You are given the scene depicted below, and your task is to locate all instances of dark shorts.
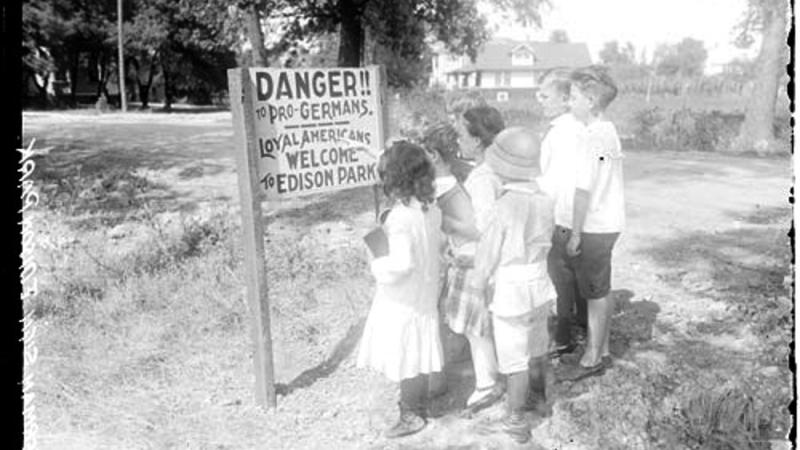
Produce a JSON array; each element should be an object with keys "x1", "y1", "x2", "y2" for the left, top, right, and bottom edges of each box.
[{"x1": 550, "y1": 226, "x2": 618, "y2": 300}]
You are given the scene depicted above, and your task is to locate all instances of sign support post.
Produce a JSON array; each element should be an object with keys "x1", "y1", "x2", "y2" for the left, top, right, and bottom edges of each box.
[
  {"x1": 228, "y1": 68, "x2": 277, "y2": 409},
  {"x1": 228, "y1": 65, "x2": 385, "y2": 408},
  {"x1": 371, "y1": 66, "x2": 390, "y2": 222}
]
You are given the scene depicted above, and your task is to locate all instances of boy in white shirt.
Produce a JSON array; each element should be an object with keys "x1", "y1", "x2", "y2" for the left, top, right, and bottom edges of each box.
[
  {"x1": 535, "y1": 69, "x2": 591, "y2": 357},
  {"x1": 561, "y1": 67, "x2": 624, "y2": 380}
]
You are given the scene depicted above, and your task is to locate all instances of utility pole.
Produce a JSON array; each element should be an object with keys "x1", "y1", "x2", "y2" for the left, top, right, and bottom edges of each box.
[{"x1": 117, "y1": 0, "x2": 127, "y2": 112}]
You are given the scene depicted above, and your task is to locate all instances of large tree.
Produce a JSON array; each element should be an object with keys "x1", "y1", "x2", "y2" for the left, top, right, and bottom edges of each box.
[
  {"x1": 653, "y1": 37, "x2": 708, "y2": 77},
  {"x1": 257, "y1": 0, "x2": 547, "y2": 86},
  {"x1": 732, "y1": 0, "x2": 789, "y2": 153},
  {"x1": 122, "y1": 0, "x2": 238, "y2": 109},
  {"x1": 23, "y1": 0, "x2": 117, "y2": 106},
  {"x1": 599, "y1": 40, "x2": 636, "y2": 67},
  {"x1": 276, "y1": 0, "x2": 490, "y2": 69}
]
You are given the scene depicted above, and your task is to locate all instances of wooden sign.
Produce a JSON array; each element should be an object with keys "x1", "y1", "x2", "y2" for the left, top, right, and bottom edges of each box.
[
  {"x1": 246, "y1": 66, "x2": 385, "y2": 200},
  {"x1": 227, "y1": 66, "x2": 387, "y2": 409}
]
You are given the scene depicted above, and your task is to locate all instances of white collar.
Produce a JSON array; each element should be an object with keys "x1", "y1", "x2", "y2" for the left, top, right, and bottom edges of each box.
[{"x1": 435, "y1": 175, "x2": 458, "y2": 198}]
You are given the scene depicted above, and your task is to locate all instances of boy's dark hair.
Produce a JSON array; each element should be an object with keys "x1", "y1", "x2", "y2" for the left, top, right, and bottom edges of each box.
[
  {"x1": 421, "y1": 122, "x2": 460, "y2": 165},
  {"x1": 462, "y1": 106, "x2": 505, "y2": 149},
  {"x1": 379, "y1": 141, "x2": 436, "y2": 208},
  {"x1": 537, "y1": 67, "x2": 573, "y2": 97},
  {"x1": 570, "y1": 66, "x2": 618, "y2": 113},
  {"x1": 448, "y1": 91, "x2": 488, "y2": 117}
]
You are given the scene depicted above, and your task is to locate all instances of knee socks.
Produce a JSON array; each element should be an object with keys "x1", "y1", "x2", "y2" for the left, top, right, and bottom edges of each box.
[
  {"x1": 400, "y1": 374, "x2": 429, "y2": 415},
  {"x1": 466, "y1": 333, "x2": 498, "y2": 390}
]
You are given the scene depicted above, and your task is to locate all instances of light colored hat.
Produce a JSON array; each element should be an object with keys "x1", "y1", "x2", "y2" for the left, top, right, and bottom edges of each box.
[{"x1": 484, "y1": 126, "x2": 541, "y2": 181}]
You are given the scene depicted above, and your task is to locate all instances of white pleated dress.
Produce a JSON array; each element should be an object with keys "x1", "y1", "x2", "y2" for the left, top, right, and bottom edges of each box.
[{"x1": 357, "y1": 199, "x2": 444, "y2": 382}]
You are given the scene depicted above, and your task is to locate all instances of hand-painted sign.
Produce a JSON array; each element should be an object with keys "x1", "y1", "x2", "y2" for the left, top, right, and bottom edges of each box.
[{"x1": 248, "y1": 66, "x2": 384, "y2": 200}]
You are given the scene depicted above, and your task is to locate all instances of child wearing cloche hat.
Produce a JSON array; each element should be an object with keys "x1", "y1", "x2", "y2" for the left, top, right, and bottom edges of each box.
[{"x1": 468, "y1": 126, "x2": 556, "y2": 444}]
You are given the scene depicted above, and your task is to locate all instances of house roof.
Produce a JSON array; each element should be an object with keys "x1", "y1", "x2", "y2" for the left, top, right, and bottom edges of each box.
[{"x1": 445, "y1": 39, "x2": 592, "y2": 73}]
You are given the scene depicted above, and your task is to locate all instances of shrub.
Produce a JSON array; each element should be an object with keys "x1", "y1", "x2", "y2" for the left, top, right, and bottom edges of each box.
[
  {"x1": 630, "y1": 107, "x2": 743, "y2": 151},
  {"x1": 36, "y1": 166, "x2": 159, "y2": 227},
  {"x1": 630, "y1": 107, "x2": 667, "y2": 149},
  {"x1": 680, "y1": 387, "x2": 770, "y2": 449},
  {"x1": 388, "y1": 86, "x2": 449, "y2": 140},
  {"x1": 29, "y1": 206, "x2": 238, "y2": 320}
]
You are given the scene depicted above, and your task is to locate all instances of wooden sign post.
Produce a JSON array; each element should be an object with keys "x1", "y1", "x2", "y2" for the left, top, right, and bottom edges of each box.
[{"x1": 228, "y1": 66, "x2": 386, "y2": 409}]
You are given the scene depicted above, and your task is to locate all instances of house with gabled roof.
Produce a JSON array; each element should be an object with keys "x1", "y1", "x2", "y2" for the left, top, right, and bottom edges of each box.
[{"x1": 430, "y1": 39, "x2": 592, "y2": 101}]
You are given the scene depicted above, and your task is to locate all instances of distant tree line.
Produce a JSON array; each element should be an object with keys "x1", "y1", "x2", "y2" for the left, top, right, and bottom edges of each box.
[{"x1": 22, "y1": 0, "x2": 547, "y2": 109}]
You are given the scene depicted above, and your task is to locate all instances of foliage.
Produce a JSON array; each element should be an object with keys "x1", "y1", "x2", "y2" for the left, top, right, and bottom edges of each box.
[
  {"x1": 598, "y1": 40, "x2": 637, "y2": 67},
  {"x1": 731, "y1": 0, "x2": 789, "y2": 153},
  {"x1": 733, "y1": 0, "x2": 789, "y2": 48},
  {"x1": 654, "y1": 38, "x2": 709, "y2": 77},
  {"x1": 548, "y1": 29, "x2": 569, "y2": 43},
  {"x1": 128, "y1": 0, "x2": 239, "y2": 106},
  {"x1": 630, "y1": 107, "x2": 745, "y2": 151},
  {"x1": 22, "y1": 0, "x2": 117, "y2": 105},
  {"x1": 488, "y1": 0, "x2": 550, "y2": 27},
  {"x1": 387, "y1": 87, "x2": 450, "y2": 140},
  {"x1": 272, "y1": 0, "x2": 492, "y2": 86},
  {"x1": 681, "y1": 387, "x2": 770, "y2": 449}
]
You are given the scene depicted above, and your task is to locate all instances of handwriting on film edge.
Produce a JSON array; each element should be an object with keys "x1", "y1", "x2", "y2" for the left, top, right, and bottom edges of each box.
[
  {"x1": 19, "y1": 138, "x2": 40, "y2": 450},
  {"x1": 20, "y1": 139, "x2": 39, "y2": 301}
]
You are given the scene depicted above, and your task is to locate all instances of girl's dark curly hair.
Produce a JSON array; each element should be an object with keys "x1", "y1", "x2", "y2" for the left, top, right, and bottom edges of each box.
[
  {"x1": 462, "y1": 106, "x2": 505, "y2": 149},
  {"x1": 378, "y1": 141, "x2": 436, "y2": 209}
]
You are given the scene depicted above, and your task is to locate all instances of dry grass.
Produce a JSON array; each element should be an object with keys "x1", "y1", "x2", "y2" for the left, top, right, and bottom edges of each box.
[
  {"x1": 681, "y1": 387, "x2": 768, "y2": 449},
  {"x1": 24, "y1": 110, "x2": 793, "y2": 449}
]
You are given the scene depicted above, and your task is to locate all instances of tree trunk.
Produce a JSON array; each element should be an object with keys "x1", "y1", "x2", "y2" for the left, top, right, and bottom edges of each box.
[
  {"x1": 337, "y1": 0, "x2": 365, "y2": 67},
  {"x1": 162, "y1": 61, "x2": 172, "y2": 111},
  {"x1": 34, "y1": 72, "x2": 50, "y2": 108},
  {"x1": 734, "y1": 4, "x2": 787, "y2": 153},
  {"x1": 139, "y1": 60, "x2": 156, "y2": 109},
  {"x1": 134, "y1": 54, "x2": 157, "y2": 109},
  {"x1": 69, "y1": 51, "x2": 79, "y2": 107},
  {"x1": 244, "y1": 4, "x2": 268, "y2": 66}
]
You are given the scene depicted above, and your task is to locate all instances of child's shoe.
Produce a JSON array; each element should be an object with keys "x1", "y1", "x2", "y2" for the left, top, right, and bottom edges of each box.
[
  {"x1": 466, "y1": 383, "x2": 504, "y2": 412},
  {"x1": 385, "y1": 402, "x2": 426, "y2": 439},
  {"x1": 501, "y1": 411, "x2": 531, "y2": 444}
]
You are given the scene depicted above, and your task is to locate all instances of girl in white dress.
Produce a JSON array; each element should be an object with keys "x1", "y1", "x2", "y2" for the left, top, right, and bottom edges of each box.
[{"x1": 357, "y1": 141, "x2": 444, "y2": 438}]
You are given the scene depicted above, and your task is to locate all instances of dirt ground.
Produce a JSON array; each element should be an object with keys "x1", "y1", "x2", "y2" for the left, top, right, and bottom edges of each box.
[{"x1": 22, "y1": 111, "x2": 793, "y2": 449}]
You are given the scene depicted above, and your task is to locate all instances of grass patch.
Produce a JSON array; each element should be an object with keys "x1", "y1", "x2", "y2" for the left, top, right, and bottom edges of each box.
[{"x1": 681, "y1": 387, "x2": 771, "y2": 449}]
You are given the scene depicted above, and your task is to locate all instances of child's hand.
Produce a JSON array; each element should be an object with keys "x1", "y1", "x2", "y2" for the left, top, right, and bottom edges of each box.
[{"x1": 566, "y1": 233, "x2": 581, "y2": 257}]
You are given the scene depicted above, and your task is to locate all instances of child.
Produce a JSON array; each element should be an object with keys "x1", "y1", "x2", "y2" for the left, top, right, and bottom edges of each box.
[
  {"x1": 420, "y1": 123, "x2": 480, "y2": 243},
  {"x1": 356, "y1": 141, "x2": 444, "y2": 438},
  {"x1": 443, "y1": 106, "x2": 507, "y2": 412},
  {"x1": 535, "y1": 68, "x2": 591, "y2": 358},
  {"x1": 559, "y1": 67, "x2": 624, "y2": 380},
  {"x1": 419, "y1": 122, "x2": 478, "y2": 397},
  {"x1": 468, "y1": 127, "x2": 555, "y2": 444}
]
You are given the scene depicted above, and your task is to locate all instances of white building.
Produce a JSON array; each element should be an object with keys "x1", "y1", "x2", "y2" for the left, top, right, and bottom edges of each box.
[{"x1": 430, "y1": 39, "x2": 592, "y2": 101}]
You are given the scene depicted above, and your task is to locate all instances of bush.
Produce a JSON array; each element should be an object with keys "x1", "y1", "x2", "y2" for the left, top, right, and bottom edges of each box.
[
  {"x1": 387, "y1": 86, "x2": 449, "y2": 140},
  {"x1": 630, "y1": 107, "x2": 743, "y2": 151},
  {"x1": 680, "y1": 387, "x2": 770, "y2": 449},
  {"x1": 29, "y1": 207, "x2": 238, "y2": 320}
]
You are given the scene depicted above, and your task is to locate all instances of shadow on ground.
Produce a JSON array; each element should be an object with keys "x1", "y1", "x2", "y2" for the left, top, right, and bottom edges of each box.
[
  {"x1": 276, "y1": 319, "x2": 366, "y2": 397},
  {"x1": 641, "y1": 204, "x2": 791, "y2": 364}
]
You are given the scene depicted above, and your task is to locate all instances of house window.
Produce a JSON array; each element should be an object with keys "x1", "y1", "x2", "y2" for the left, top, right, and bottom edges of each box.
[
  {"x1": 496, "y1": 91, "x2": 509, "y2": 102},
  {"x1": 503, "y1": 72, "x2": 511, "y2": 86},
  {"x1": 511, "y1": 48, "x2": 534, "y2": 66},
  {"x1": 461, "y1": 74, "x2": 469, "y2": 87},
  {"x1": 495, "y1": 72, "x2": 502, "y2": 86}
]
